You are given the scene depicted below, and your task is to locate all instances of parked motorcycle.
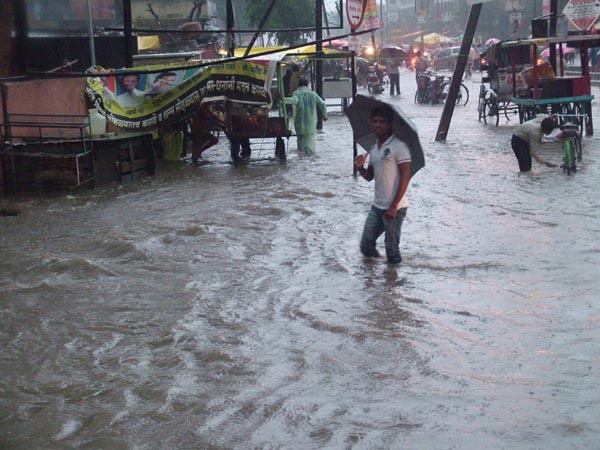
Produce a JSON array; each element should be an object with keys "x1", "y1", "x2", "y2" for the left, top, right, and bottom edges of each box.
[{"x1": 367, "y1": 71, "x2": 385, "y2": 94}]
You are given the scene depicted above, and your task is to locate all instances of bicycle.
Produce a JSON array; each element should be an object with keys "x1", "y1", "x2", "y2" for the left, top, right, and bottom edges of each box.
[
  {"x1": 415, "y1": 71, "x2": 434, "y2": 104},
  {"x1": 415, "y1": 71, "x2": 469, "y2": 106},
  {"x1": 429, "y1": 73, "x2": 448, "y2": 105},
  {"x1": 557, "y1": 114, "x2": 585, "y2": 175},
  {"x1": 440, "y1": 77, "x2": 469, "y2": 106},
  {"x1": 478, "y1": 85, "x2": 500, "y2": 125}
]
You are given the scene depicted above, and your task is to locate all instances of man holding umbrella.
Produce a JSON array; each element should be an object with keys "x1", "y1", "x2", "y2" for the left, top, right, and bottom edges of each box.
[{"x1": 354, "y1": 105, "x2": 412, "y2": 265}]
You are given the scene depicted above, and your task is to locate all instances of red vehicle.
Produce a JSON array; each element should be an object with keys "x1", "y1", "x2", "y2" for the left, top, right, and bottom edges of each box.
[{"x1": 367, "y1": 65, "x2": 386, "y2": 94}]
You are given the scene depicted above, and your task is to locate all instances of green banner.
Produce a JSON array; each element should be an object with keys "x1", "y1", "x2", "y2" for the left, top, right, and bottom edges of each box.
[{"x1": 86, "y1": 60, "x2": 274, "y2": 131}]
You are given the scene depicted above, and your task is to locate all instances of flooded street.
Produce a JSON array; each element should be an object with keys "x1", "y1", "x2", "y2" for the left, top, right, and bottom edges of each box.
[{"x1": 2, "y1": 71, "x2": 600, "y2": 449}]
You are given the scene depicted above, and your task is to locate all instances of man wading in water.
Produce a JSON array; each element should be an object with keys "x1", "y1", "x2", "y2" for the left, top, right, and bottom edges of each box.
[{"x1": 354, "y1": 106, "x2": 412, "y2": 265}]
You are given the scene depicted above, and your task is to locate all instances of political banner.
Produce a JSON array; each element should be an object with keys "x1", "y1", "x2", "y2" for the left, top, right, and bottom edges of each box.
[{"x1": 86, "y1": 59, "x2": 274, "y2": 131}]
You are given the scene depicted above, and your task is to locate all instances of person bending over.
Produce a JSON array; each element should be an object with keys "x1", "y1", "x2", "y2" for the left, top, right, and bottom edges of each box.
[{"x1": 511, "y1": 114, "x2": 558, "y2": 172}]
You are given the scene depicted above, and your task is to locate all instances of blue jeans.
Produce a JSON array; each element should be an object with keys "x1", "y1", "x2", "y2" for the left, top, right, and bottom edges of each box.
[{"x1": 360, "y1": 205, "x2": 407, "y2": 264}]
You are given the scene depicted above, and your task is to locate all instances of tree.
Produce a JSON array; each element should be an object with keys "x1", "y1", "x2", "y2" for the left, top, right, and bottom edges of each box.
[{"x1": 241, "y1": 0, "x2": 316, "y2": 45}]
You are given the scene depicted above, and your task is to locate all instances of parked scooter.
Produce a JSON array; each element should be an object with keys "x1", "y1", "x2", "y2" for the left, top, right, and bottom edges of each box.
[
  {"x1": 367, "y1": 63, "x2": 386, "y2": 94},
  {"x1": 367, "y1": 71, "x2": 385, "y2": 94}
]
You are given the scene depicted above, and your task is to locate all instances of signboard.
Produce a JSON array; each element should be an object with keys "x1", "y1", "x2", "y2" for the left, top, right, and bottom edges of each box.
[
  {"x1": 466, "y1": 0, "x2": 496, "y2": 5},
  {"x1": 543, "y1": 0, "x2": 551, "y2": 15},
  {"x1": 348, "y1": 35, "x2": 361, "y2": 52},
  {"x1": 510, "y1": 12, "x2": 522, "y2": 25},
  {"x1": 346, "y1": 0, "x2": 368, "y2": 30},
  {"x1": 563, "y1": 0, "x2": 600, "y2": 31},
  {"x1": 358, "y1": 0, "x2": 382, "y2": 30},
  {"x1": 86, "y1": 60, "x2": 273, "y2": 131},
  {"x1": 492, "y1": 71, "x2": 527, "y2": 96},
  {"x1": 506, "y1": 0, "x2": 521, "y2": 11},
  {"x1": 360, "y1": 16, "x2": 383, "y2": 30}
]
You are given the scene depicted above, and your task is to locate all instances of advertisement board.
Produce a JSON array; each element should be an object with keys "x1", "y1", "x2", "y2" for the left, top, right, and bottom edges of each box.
[{"x1": 346, "y1": 0, "x2": 368, "y2": 29}]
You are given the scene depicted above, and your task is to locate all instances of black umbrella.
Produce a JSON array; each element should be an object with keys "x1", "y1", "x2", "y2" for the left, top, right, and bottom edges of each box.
[
  {"x1": 379, "y1": 45, "x2": 408, "y2": 60},
  {"x1": 355, "y1": 56, "x2": 371, "y2": 69},
  {"x1": 346, "y1": 94, "x2": 425, "y2": 178}
]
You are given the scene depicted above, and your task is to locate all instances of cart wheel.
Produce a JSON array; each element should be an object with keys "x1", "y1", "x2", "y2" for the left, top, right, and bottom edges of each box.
[
  {"x1": 483, "y1": 97, "x2": 499, "y2": 126},
  {"x1": 275, "y1": 137, "x2": 286, "y2": 160},
  {"x1": 230, "y1": 139, "x2": 240, "y2": 163}
]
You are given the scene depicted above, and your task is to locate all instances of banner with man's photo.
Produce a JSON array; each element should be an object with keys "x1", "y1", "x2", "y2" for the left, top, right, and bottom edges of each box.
[{"x1": 85, "y1": 59, "x2": 275, "y2": 131}]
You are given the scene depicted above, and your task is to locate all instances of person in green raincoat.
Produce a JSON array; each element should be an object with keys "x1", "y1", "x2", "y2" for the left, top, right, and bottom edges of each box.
[{"x1": 284, "y1": 78, "x2": 328, "y2": 155}]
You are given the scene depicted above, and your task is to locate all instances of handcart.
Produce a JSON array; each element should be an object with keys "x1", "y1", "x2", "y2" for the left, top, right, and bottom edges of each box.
[
  {"x1": 477, "y1": 42, "x2": 530, "y2": 126},
  {"x1": 223, "y1": 99, "x2": 291, "y2": 162},
  {"x1": 478, "y1": 35, "x2": 597, "y2": 134}
]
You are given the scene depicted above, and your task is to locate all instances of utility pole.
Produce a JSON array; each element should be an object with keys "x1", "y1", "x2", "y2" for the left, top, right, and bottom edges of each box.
[
  {"x1": 123, "y1": 0, "x2": 133, "y2": 67},
  {"x1": 226, "y1": 0, "x2": 235, "y2": 57},
  {"x1": 435, "y1": 3, "x2": 482, "y2": 141},
  {"x1": 316, "y1": 0, "x2": 324, "y2": 129},
  {"x1": 511, "y1": 1, "x2": 518, "y2": 39},
  {"x1": 379, "y1": 0, "x2": 385, "y2": 45},
  {"x1": 549, "y1": 0, "x2": 557, "y2": 74},
  {"x1": 85, "y1": 0, "x2": 96, "y2": 66},
  {"x1": 12, "y1": 0, "x2": 27, "y2": 75}
]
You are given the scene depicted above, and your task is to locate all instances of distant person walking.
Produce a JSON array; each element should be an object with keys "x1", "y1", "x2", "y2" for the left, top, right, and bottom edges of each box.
[
  {"x1": 283, "y1": 68, "x2": 293, "y2": 115},
  {"x1": 414, "y1": 51, "x2": 428, "y2": 80},
  {"x1": 283, "y1": 68, "x2": 293, "y2": 97},
  {"x1": 389, "y1": 60, "x2": 401, "y2": 96},
  {"x1": 285, "y1": 78, "x2": 328, "y2": 155},
  {"x1": 589, "y1": 48, "x2": 600, "y2": 68}
]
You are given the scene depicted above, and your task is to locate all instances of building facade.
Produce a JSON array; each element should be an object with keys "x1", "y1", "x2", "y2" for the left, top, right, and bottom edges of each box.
[
  {"x1": 385, "y1": 0, "x2": 461, "y2": 43},
  {"x1": 382, "y1": 0, "x2": 560, "y2": 46}
]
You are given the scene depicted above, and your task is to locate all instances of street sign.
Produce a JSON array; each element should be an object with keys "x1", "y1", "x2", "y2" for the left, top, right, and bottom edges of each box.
[
  {"x1": 563, "y1": 0, "x2": 600, "y2": 31},
  {"x1": 510, "y1": 12, "x2": 522, "y2": 25},
  {"x1": 505, "y1": 0, "x2": 521, "y2": 11},
  {"x1": 346, "y1": 0, "x2": 368, "y2": 30},
  {"x1": 466, "y1": 0, "x2": 496, "y2": 5},
  {"x1": 348, "y1": 35, "x2": 361, "y2": 52},
  {"x1": 360, "y1": 16, "x2": 383, "y2": 30}
]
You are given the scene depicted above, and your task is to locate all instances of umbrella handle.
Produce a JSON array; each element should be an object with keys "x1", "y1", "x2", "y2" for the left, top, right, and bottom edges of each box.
[{"x1": 354, "y1": 152, "x2": 369, "y2": 169}]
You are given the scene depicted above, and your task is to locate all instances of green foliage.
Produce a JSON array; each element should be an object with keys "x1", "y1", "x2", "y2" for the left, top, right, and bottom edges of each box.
[{"x1": 242, "y1": 0, "x2": 316, "y2": 45}]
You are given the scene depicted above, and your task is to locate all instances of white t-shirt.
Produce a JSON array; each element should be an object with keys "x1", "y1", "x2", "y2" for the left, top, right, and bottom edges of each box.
[{"x1": 368, "y1": 135, "x2": 412, "y2": 209}]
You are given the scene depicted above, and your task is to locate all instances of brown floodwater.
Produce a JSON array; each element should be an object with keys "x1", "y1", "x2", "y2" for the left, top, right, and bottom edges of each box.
[{"x1": 1, "y1": 73, "x2": 600, "y2": 449}]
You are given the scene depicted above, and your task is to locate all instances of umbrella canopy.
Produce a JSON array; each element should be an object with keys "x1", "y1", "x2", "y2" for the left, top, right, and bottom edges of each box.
[
  {"x1": 355, "y1": 56, "x2": 371, "y2": 68},
  {"x1": 324, "y1": 39, "x2": 347, "y2": 49},
  {"x1": 485, "y1": 38, "x2": 500, "y2": 47},
  {"x1": 414, "y1": 32, "x2": 452, "y2": 45},
  {"x1": 540, "y1": 44, "x2": 576, "y2": 58},
  {"x1": 347, "y1": 94, "x2": 425, "y2": 178},
  {"x1": 378, "y1": 45, "x2": 408, "y2": 60}
]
